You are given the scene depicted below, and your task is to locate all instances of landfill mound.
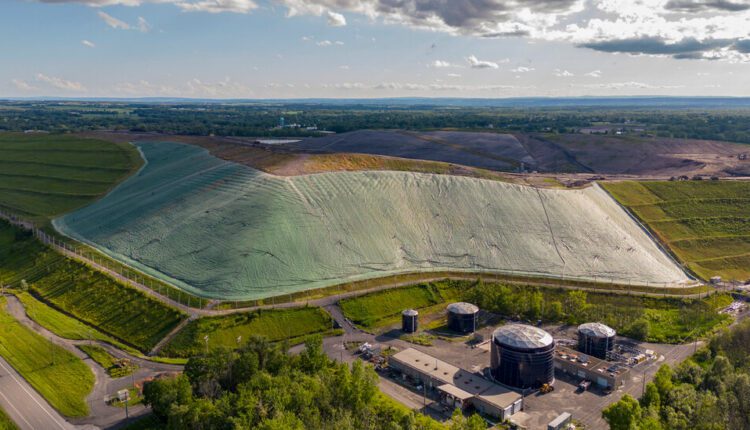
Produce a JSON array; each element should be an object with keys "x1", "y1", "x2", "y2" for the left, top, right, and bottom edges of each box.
[{"x1": 54, "y1": 142, "x2": 690, "y2": 300}]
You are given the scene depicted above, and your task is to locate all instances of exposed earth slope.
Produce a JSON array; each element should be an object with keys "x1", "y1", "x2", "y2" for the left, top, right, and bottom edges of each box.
[{"x1": 54, "y1": 142, "x2": 689, "y2": 300}]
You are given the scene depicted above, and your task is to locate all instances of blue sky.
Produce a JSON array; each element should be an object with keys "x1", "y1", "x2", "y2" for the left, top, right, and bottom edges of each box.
[{"x1": 2, "y1": 0, "x2": 750, "y2": 98}]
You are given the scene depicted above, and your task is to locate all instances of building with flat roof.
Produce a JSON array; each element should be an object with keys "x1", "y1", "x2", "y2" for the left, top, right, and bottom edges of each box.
[
  {"x1": 389, "y1": 348, "x2": 523, "y2": 420},
  {"x1": 553, "y1": 346, "x2": 628, "y2": 390}
]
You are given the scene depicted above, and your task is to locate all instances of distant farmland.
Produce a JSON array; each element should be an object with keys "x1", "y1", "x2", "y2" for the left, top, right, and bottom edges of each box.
[
  {"x1": 603, "y1": 180, "x2": 750, "y2": 282},
  {"x1": 0, "y1": 133, "x2": 141, "y2": 221},
  {"x1": 55, "y1": 141, "x2": 689, "y2": 300}
]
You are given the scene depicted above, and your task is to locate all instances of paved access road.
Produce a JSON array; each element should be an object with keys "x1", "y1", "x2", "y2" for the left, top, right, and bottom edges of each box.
[{"x1": 0, "y1": 356, "x2": 75, "y2": 430}]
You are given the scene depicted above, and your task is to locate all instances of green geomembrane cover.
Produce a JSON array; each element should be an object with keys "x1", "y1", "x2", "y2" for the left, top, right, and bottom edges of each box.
[{"x1": 54, "y1": 142, "x2": 688, "y2": 300}]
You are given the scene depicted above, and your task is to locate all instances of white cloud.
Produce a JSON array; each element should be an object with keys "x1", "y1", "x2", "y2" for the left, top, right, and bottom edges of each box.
[
  {"x1": 429, "y1": 60, "x2": 457, "y2": 68},
  {"x1": 466, "y1": 55, "x2": 499, "y2": 69},
  {"x1": 37, "y1": 0, "x2": 750, "y2": 62},
  {"x1": 11, "y1": 79, "x2": 37, "y2": 91},
  {"x1": 511, "y1": 66, "x2": 534, "y2": 73},
  {"x1": 316, "y1": 40, "x2": 343, "y2": 47},
  {"x1": 81, "y1": 39, "x2": 96, "y2": 48},
  {"x1": 572, "y1": 81, "x2": 685, "y2": 90},
  {"x1": 584, "y1": 70, "x2": 602, "y2": 78},
  {"x1": 446, "y1": 73, "x2": 461, "y2": 78},
  {"x1": 325, "y1": 10, "x2": 346, "y2": 26},
  {"x1": 136, "y1": 16, "x2": 151, "y2": 32},
  {"x1": 175, "y1": 0, "x2": 257, "y2": 14},
  {"x1": 97, "y1": 11, "x2": 130, "y2": 29},
  {"x1": 554, "y1": 69, "x2": 574, "y2": 77},
  {"x1": 339, "y1": 65, "x2": 350, "y2": 70},
  {"x1": 35, "y1": 73, "x2": 86, "y2": 91}
]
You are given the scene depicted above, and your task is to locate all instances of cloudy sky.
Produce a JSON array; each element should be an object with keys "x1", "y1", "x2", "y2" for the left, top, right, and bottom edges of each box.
[{"x1": 2, "y1": 0, "x2": 750, "y2": 98}]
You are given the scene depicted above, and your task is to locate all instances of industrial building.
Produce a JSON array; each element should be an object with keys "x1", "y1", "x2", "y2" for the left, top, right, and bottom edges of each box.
[
  {"x1": 446, "y1": 302, "x2": 479, "y2": 333},
  {"x1": 491, "y1": 324, "x2": 555, "y2": 389},
  {"x1": 389, "y1": 348, "x2": 523, "y2": 420},
  {"x1": 402, "y1": 309, "x2": 419, "y2": 333},
  {"x1": 577, "y1": 322, "x2": 616, "y2": 359},
  {"x1": 553, "y1": 346, "x2": 628, "y2": 390}
]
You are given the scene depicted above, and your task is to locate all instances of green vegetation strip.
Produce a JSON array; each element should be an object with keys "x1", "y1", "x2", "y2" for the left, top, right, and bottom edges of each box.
[
  {"x1": 162, "y1": 307, "x2": 338, "y2": 358},
  {"x1": 0, "y1": 297, "x2": 94, "y2": 418},
  {"x1": 78, "y1": 344, "x2": 138, "y2": 378},
  {"x1": 339, "y1": 281, "x2": 462, "y2": 329},
  {"x1": 216, "y1": 270, "x2": 710, "y2": 311},
  {"x1": 603, "y1": 180, "x2": 750, "y2": 282},
  {"x1": 1, "y1": 221, "x2": 185, "y2": 353},
  {"x1": 0, "y1": 406, "x2": 18, "y2": 430},
  {"x1": 0, "y1": 133, "x2": 142, "y2": 222}
]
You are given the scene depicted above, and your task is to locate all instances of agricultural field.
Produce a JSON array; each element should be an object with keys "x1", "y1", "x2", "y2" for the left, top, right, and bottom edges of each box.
[
  {"x1": 603, "y1": 181, "x2": 750, "y2": 282},
  {"x1": 0, "y1": 133, "x2": 142, "y2": 221},
  {"x1": 0, "y1": 297, "x2": 94, "y2": 418},
  {"x1": 340, "y1": 281, "x2": 463, "y2": 329},
  {"x1": 161, "y1": 307, "x2": 336, "y2": 358},
  {"x1": 0, "y1": 221, "x2": 185, "y2": 352},
  {"x1": 78, "y1": 344, "x2": 138, "y2": 378},
  {"x1": 55, "y1": 141, "x2": 688, "y2": 300}
]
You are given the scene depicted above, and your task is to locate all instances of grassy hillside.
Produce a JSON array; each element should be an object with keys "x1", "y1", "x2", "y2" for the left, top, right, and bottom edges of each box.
[
  {"x1": 603, "y1": 181, "x2": 750, "y2": 282},
  {"x1": 0, "y1": 296, "x2": 94, "y2": 418},
  {"x1": 162, "y1": 307, "x2": 336, "y2": 358},
  {"x1": 340, "y1": 281, "x2": 463, "y2": 329},
  {"x1": 0, "y1": 133, "x2": 142, "y2": 221},
  {"x1": 0, "y1": 221, "x2": 185, "y2": 352}
]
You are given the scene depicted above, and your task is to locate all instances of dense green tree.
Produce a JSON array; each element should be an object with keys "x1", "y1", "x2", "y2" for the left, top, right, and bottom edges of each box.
[{"x1": 603, "y1": 394, "x2": 642, "y2": 430}]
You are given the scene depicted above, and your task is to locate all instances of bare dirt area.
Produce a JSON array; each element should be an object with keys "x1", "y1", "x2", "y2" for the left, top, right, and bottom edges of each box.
[
  {"x1": 534, "y1": 133, "x2": 750, "y2": 177},
  {"x1": 82, "y1": 130, "x2": 750, "y2": 187}
]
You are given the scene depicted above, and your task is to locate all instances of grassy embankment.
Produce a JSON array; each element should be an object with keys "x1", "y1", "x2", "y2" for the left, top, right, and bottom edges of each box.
[
  {"x1": 161, "y1": 307, "x2": 339, "y2": 358},
  {"x1": 0, "y1": 133, "x2": 142, "y2": 223},
  {"x1": 0, "y1": 407, "x2": 18, "y2": 430},
  {"x1": 78, "y1": 344, "x2": 138, "y2": 378},
  {"x1": 603, "y1": 181, "x2": 750, "y2": 282},
  {"x1": 339, "y1": 281, "x2": 463, "y2": 331},
  {"x1": 0, "y1": 221, "x2": 185, "y2": 353},
  {"x1": 13, "y1": 291, "x2": 137, "y2": 352},
  {"x1": 215, "y1": 269, "x2": 711, "y2": 312},
  {"x1": 0, "y1": 296, "x2": 94, "y2": 417},
  {"x1": 342, "y1": 280, "x2": 732, "y2": 343}
]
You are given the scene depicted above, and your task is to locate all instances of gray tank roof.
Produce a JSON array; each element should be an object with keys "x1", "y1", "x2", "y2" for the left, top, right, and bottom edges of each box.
[
  {"x1": 447, "y1": 302, "x2": 479, "y2": 315},
  {"x1": 402, "y1": 309, "x2": 419, "y2": 317},
  {"x1": 493, "y1": 324, "x2": 554, "y2": 350},
  {"x1": 578, "y1": 322, "x2": 616, "y2": 338}
]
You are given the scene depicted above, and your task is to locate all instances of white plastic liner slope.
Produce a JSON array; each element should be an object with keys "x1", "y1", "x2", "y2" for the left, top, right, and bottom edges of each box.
[{"x1": 54, "y1": 142, "x2": 689, "y2": 300}]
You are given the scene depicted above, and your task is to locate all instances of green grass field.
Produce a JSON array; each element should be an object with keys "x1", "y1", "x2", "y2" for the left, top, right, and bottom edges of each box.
[
  {"x1": 0, "y1": 297, "x2": 94, "y2": 418},
  {"x1": 0, "y1": 222, "x2": 185, "y2": 352},
  {"x1": 78, "y1": 344, "x2": 137, "y2": 378},
  {"x1": 161, "y1": 307, "x2": 336, "y2": 358},
  {"x1": 0, "y1": 406, "x2": 18, "y2": 430},
  {"x1": 603, "y1": 181, "x2": 750, "y2": 282},
  {"x1": 0, "y1": 133, "x2": 142, "y2": 221},
  {"x1": 339, "y1": 281, "x2": 463, "y2": 329}
]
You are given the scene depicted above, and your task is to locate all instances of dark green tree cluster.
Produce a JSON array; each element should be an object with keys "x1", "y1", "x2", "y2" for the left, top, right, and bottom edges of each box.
[
  {"x1": 603, "y1": 318, "x2": 750, "y2": 430},
  {"x1": 143, "y1": 335, "x2": 483, "y2": 430}
]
